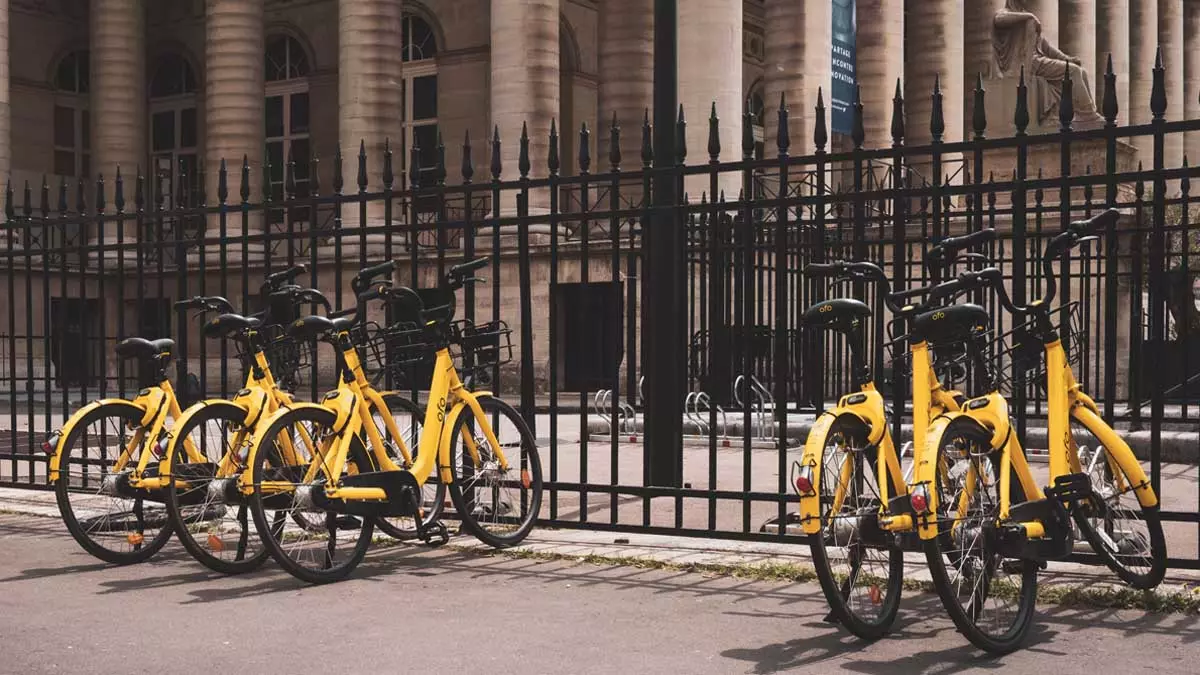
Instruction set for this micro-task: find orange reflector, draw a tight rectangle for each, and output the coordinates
[207,534,225,552]
[869,585,882,606]
[127,533,144,546]
[521,469,532,489]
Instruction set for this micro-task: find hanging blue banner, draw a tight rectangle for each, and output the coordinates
[831,0,857,135]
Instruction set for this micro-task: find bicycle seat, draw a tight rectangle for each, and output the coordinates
[115,337,175,362]
[802,298,872,329]
[287,314,357,340]
[910,304,990,345]
[202,313,262,340]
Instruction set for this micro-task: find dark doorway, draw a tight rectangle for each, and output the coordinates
[50,298,103,387]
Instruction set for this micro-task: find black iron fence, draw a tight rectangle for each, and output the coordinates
[2,54,1199,570]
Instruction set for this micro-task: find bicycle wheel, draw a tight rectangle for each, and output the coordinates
[1070,414,1167,590]
[164,401,271,575]
[808,414,904,641]
[446,395,543,548]
[369,393,448,540]
[54,401,174,565]
[248,406,374,584]
[922,417,1038,655]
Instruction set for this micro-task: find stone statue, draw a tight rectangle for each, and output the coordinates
[992,0,1105,130]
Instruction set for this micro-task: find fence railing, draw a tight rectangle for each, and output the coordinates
[2,54,1199,570]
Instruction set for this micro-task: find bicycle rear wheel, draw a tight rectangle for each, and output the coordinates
[808,414,904,641]
[248,406,374,584]
[54,401,174,565]
[922,417,1038,655]
[446,395,542,548]
[1070,414,1167,590]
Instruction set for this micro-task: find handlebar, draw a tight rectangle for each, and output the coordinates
[926,228,996,270]
[351,260,399,294]
[265,264,306,288]
[1033,207,1120,310]
[173,295,235,314]
[446,257,490,290]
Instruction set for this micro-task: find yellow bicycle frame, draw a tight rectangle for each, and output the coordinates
[242,328,509,504]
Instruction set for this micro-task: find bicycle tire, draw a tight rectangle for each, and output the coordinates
[370,393,448,540]
[54,400,175,565]
[164,400,271,575]
[447,395,543,548]
[808,414,904,641]
[248,406,374,584]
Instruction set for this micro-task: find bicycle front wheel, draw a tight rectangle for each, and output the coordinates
[248,406,374,584]
[54,401,174,565]
[164,400,271,575]
[447,395,543,548]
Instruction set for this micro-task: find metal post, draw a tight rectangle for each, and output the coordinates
[643,0,683,487]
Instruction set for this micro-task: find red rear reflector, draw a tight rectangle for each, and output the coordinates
[795,475,813,495]
[910,491,929,514]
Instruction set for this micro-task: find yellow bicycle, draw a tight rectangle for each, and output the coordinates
[915,209,1166,653]
[242,257,543,583]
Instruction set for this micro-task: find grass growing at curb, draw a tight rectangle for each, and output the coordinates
[448,544,1200,615]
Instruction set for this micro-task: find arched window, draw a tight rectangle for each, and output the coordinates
[53,50,90,178]
[149,53,199,208]
[401,14,438,188]
[265,34,312,204]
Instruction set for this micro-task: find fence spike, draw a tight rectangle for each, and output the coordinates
[579,121,591,173]
[410,134,422,189]
[851,84,865,149]
[706,101,720,161]
[676,104,688,164]
[1151,46,1167,121]
[134,167,145,212]
[333,142,345,194]
[777,92,791,156]
[95,174,106,213]
[609,111,622,170]
[39,175,49,217]
[436,132,447,185]
[491,126,502,180]
[814,87,828,152]
[463,129,475,183]
[641,109,654,167]
[240,155,251,203]
[114,166,125,213]
[973,72,987,139]
[931,73,945,142]
[518,121,531,179]
[890,79,904,146]
[1015,66,1030,134]
[743,98,756,158]
[547,119,560,176]
[382,137,394,189]
[1102,53,1119,126]
[1059,59,1074,131]
[357,140,369,191]
[57,176,69,215]
[217,158,229,204]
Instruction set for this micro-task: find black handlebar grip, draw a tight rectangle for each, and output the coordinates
[266,264,307,287]
[928,228,996,263]
[804,262,843,275]
[450,257,489,277]
[1070,207,1120,237]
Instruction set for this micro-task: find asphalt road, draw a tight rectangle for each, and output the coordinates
[1,515,1197,675]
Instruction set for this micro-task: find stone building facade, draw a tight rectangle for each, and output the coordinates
[0,0,1191,394]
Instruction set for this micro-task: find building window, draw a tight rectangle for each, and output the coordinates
[53,50,90,179]
[265,34,311,207]
[401,14,438,188]
[747,87,765,161]
[149,53,199,209]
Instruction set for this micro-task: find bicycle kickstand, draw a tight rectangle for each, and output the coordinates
[411,490,450,547]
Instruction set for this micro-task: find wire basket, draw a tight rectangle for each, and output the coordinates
[451,319,515,378]
[353,316,514,388]
[233,323,315,390]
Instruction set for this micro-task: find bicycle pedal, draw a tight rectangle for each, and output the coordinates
[419,521,450,547]
[1046,472,1095,506]
[334,515,363,530]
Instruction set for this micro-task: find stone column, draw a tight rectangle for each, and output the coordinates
[1095,0,1129,125]
[1129,0,1157,167]
[204,0,265,259]
[1157,0,1184,173]
[905,0,963,156]
[1184,1,1200,166]
[338,0,403,255]
[490,0,558,215]
[965,0,1001,135]
[680,0,741,200]
[597,0,652,170]
[1060,1,1096,92]
[855,0,902,150]
[90,0,145,250]
[0,0,8,188]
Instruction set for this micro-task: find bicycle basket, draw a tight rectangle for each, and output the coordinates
[991,300,1085,394]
